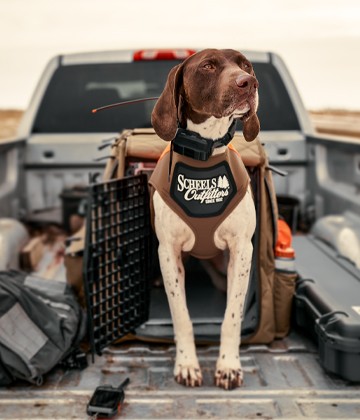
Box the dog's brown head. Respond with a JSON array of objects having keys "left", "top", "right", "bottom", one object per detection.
[{"left": 152, "top": 48, "right": 260, "bottom": 142}]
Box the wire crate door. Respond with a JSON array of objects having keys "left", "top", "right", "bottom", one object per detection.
[{"left": 84, "top": 174, "right": 151, "bottom": 356}]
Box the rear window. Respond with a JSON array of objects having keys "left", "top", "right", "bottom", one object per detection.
[
  {"left": 253, "top": 62, "right": 300, "bottom": 131},
  {"left": 33, "top": 60, "right": 300, "bottom": 133}
]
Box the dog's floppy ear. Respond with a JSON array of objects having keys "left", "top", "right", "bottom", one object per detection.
[
  {"left": 152, "top": 64, "right": 183, "bottom": 141},
  {"left": 243, "top": 113, "right": 260, "bottom": 142}
]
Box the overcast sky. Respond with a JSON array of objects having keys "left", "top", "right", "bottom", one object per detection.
[{"left": 0, "top": 0, "right": 359, "bottom": 110}]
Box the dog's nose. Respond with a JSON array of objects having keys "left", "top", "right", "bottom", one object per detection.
[{"left": 235, "top": 75, "right": 258, "bottom": 92}]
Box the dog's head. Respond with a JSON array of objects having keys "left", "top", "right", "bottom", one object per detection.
[{"left": 152, "top": 48, "right": 260, "bottom": 142}]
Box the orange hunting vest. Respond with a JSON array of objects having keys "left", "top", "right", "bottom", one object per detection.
[{"left": 149, "top": 144, "right": 250, "bottom": 259}]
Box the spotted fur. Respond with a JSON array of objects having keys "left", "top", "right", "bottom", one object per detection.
[{"left": 152, "top": 49, "right": 258, "bottom": 389}]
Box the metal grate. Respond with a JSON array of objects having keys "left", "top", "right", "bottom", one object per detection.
[{"left": 83, "top": 174, "right": 151, "bottom": 356}]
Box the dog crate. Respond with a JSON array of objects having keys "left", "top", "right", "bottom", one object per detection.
[
  {"left": 83, "top": 128, "right": 281, "bottom": 352},
  {"left": 136, "top": 166, "right": 262, "bottom": 343},
  {"left": 83, "top": 171, "right": 261, "bottom": 352},
  {"left": 83, "top": 174, "right": 152, "bottom": 357}
]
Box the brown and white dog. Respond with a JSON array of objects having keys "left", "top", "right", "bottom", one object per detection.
[{"left": 150, "top": 49, "right": 259, "bottom": 390}]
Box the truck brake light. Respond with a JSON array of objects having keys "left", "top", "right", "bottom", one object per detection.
[{"left": 133, "top": 49, "right": 196, "bottom": 61}]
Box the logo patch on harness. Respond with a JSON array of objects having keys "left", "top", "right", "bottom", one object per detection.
[{"left": 170, "top": 161, "right": 237, "bottom": 217}]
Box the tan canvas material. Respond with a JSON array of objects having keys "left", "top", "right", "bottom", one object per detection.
[
  {"left": 273, "top": 271, "right": 297, "bottom": 338},
  {"left": 71, "top": 128, "right": 291, "bottom": 344},
  {"left": 244, "top": 162, "right": 278, "bottom": 344},
  {"left": 64, "top": 253, "right": 86, "bottom": 307}
]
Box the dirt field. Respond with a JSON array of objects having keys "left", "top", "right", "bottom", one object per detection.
[
  {"left": 0, "top": 109, "right": 360, "bottom": 140},
  {"left": 310, "top": 109, "right": 360, "bottom": 138},
  {"left": 0, "top": 110, "right": 24, "bottom": 140}
]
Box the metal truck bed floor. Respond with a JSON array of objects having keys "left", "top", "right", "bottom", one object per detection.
[{"left": 1, "top": 331, "right": 360, "bottom": 419}]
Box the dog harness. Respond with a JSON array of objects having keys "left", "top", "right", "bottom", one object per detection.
[{"left": 149, "top": 143, "right": 250, "bottom": 259}]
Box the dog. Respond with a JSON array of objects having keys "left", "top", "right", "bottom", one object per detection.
[{"left": 149, "top": 49, "right": 259, "bottom": 390}]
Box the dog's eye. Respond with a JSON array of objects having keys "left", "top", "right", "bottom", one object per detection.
[
  {"left": 203, "top": 63, "right": 215, "bottom": 70},
  {"left": 242, "top": 62, "right": 251, "bottom": 71}
]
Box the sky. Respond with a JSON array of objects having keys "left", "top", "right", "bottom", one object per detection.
[{"left": 0, "top": 0, "right": 359, "bottom": 110}]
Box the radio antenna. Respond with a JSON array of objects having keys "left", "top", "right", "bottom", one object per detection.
[{"left": 92, "top": 97, "right": 159, "bottom": 114}]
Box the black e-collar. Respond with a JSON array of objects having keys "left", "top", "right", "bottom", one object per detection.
[{"left": 172, "top": 119, "right": 237, "bottom": 162}]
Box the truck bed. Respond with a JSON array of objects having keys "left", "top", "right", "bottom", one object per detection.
[
  {"left": 2, "top": 227, "right": 360, "bottom": 419},
  {"left": 1, "top": 330, "right": 360, "bottom": 419}
]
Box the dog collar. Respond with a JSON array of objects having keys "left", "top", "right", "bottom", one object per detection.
[{"left": 172, "top": 119, "right": 237, "bottom": 162}]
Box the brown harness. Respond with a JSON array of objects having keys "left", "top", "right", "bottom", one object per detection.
[{"left": 149, "top": 144, "right": 250, "bottom": 259}]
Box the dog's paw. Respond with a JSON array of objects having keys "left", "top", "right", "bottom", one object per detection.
[
  {"left": 215, "top": 367, "right": 243, "bottom": 390},
  {"left": 174, "top": 364, "right": 203, "bottom": 387}
]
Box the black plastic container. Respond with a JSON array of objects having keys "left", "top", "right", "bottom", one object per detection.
[
  {"left": 277, "top": 195, "right": 299, "bottom": 233},
  {"left": 294, "top": 235, "right": 360, "bottom": 382},
  {"left": 60, "top": 186, "right": 88, "bottom": 232}
]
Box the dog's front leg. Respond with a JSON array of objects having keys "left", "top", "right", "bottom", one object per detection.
[
  {"left": 214, "top": 241, "right": 252, "bottom": 389},
  {"left": 158, "top": 243, "right": 202, "bottom": 386},
  {"left": 159, "top": 243, "right": 202, "bottom": 386},
  {"left": 154, "top": 192, "right": 202, "bottom": 387},
  {"left": 214, "top": 190, "right": 256, "bottom": 390}
]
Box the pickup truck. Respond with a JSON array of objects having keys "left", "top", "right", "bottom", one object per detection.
[{"left": 1, "top": 49, "right": 360, "bottom": 419}]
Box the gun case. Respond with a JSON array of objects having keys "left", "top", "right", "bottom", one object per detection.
[{"left": 293, "top": 235, "right": 360, "bottom": 382}]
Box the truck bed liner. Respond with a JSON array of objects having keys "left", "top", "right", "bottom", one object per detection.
[{"left": 1, "top": 331, "right": 360, "bottom": 419}]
